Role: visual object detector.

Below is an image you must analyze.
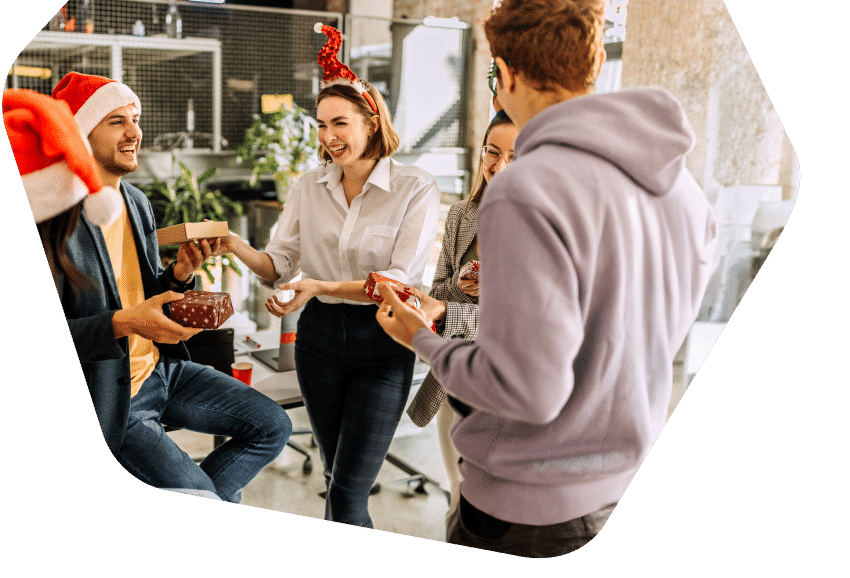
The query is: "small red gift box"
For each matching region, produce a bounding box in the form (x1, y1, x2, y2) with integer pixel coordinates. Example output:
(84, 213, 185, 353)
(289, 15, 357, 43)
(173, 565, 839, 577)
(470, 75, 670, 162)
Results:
(363, 272, 420, 309)
(459, 259, 479, 281)
(363, 272, 435, 332)
(170, 290, 234, 329)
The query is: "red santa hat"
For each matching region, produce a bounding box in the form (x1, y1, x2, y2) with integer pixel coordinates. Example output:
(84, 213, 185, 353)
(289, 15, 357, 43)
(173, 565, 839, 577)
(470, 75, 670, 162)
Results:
(51, 71, 141, 136)
(2, 89, 122, 225)
(314, 23, 378, 114)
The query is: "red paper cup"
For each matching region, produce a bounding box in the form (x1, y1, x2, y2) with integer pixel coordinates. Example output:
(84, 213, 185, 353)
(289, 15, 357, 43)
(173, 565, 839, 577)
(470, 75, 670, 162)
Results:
(231, 362, 253, 386)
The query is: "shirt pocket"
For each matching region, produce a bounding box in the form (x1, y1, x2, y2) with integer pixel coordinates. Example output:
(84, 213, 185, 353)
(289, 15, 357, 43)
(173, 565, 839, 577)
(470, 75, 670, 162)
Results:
(359, 225, 400, 272)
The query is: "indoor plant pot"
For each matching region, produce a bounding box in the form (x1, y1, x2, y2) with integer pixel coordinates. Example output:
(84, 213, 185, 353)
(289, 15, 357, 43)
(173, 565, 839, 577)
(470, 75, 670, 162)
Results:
(235, 102, 320, 204)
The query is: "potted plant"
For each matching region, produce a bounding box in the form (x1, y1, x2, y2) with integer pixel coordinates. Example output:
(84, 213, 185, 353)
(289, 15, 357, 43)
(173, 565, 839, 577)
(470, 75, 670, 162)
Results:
(235, 102, 320, 203)
(143, 161, 244, 286)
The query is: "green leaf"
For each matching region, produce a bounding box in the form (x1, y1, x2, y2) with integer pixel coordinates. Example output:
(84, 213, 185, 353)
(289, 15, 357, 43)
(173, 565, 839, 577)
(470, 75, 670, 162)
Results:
(200, 261, 216, 284)
(198, 166, 217, 184)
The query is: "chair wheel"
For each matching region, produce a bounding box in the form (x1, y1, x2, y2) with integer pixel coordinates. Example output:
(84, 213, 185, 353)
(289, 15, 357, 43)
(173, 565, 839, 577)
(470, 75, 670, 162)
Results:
(303, 458, 313, 475)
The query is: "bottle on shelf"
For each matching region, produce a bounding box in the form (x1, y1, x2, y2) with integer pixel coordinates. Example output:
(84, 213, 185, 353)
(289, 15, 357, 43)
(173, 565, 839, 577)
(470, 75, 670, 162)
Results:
(78, 0, 93, 34)
(165, 0, 183, 39)
(49, 6, 66, 31)
(65, 12, 76, 32)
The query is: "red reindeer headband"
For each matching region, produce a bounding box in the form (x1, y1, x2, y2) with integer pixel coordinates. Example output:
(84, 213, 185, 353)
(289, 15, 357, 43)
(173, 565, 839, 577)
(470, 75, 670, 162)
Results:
(314, 23, 379, 114)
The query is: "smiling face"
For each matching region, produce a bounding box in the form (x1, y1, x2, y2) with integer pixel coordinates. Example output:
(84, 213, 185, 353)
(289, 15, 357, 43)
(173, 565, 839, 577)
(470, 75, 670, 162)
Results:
(88, 103, 142, 179)
(316, 95, 378, 168)
(482, 122, 518, 183)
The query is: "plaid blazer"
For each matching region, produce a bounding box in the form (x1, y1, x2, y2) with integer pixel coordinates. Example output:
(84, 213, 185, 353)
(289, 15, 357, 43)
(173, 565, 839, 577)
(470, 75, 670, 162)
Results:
(407, 200, 480, 426)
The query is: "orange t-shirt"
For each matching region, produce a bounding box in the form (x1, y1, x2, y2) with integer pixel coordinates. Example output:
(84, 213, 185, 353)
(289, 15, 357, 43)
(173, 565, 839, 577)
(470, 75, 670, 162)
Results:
(100, 200, 160, 397)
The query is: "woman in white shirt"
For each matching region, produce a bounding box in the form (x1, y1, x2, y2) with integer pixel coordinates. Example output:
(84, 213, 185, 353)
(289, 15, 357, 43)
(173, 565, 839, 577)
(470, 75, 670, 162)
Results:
(218, 81, 440, 527)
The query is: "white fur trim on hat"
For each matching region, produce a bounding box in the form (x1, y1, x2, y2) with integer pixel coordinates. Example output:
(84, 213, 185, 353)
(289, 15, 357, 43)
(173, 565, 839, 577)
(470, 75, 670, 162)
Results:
(83, 185, 123, 226)
(74, 82, 141, 136)
(21, 160, 89, 223)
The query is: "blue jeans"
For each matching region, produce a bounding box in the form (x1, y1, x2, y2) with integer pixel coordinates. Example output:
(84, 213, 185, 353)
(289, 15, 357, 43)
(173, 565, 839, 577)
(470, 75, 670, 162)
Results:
(116, 356, 291, 502)
(295, 299, 415, 527)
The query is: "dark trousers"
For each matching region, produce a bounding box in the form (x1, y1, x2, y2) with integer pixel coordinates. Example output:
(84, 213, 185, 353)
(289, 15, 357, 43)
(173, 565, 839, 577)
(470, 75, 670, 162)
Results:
(295, 298, 415, 527)
(447, 494, 616, 558)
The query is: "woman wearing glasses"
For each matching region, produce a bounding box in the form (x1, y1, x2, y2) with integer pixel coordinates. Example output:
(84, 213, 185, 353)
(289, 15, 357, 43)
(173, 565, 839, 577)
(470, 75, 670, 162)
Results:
(405, 108, 517, 528)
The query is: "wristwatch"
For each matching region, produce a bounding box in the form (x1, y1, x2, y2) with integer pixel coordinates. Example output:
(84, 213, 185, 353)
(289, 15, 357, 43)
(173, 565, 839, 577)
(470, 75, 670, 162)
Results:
(167, 262, 195, 290)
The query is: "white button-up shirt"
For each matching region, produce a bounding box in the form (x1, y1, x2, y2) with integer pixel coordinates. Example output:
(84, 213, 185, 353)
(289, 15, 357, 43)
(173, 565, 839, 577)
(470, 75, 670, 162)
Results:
(263, 157, 441, 305)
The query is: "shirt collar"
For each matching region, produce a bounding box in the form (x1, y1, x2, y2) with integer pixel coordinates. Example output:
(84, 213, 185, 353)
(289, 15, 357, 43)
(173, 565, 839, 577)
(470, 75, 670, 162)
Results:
(316, 163, 342, 186)
(316, 157, 393, 192)
(366, 157, 392, 193)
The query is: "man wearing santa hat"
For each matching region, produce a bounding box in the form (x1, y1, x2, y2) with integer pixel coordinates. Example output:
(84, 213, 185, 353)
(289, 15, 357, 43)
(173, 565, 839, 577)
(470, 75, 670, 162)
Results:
(42, 72, 291, 502)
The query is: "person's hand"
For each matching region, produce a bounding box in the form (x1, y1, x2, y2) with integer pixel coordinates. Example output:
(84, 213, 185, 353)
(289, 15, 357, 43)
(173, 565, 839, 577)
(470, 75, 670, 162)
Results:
(266, 278, 321, 317)
(113, 291, 203, 343)
(205, 219, 241, 257)
(172, 237, 220, 281)
(375, 283, 432, 352)
(406, 286, 446, 321)
(458, 278, 479, 297)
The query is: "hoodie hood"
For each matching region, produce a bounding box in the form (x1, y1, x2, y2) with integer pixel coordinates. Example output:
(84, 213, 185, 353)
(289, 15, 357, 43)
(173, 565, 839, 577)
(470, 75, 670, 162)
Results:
(515, 87, 694, 197)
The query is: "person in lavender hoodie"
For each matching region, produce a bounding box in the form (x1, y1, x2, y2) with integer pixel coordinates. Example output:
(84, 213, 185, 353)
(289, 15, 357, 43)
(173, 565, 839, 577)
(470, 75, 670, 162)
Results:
(375, 0, 718, 558)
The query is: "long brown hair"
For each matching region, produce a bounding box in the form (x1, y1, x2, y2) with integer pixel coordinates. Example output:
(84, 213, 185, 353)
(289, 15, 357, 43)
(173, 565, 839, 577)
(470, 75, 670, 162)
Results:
(37, 203, 91, 292)
(315, 82, 399, 162)
(466, 110, 514, 208)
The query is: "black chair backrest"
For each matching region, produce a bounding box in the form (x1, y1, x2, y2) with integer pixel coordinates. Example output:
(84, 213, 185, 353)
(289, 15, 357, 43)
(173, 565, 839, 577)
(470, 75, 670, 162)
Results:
(185, 328, 235, 375)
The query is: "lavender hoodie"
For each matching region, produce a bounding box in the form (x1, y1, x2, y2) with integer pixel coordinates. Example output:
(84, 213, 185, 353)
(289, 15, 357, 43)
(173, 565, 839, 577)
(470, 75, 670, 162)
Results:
(412, 88, 718, 525)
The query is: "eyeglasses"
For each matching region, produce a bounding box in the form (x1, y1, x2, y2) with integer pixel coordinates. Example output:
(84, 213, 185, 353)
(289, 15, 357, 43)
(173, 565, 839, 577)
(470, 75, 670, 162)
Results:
(487, 61, 500, 97)
(480, 146, 514, 166)
(487, 58, 512, 97)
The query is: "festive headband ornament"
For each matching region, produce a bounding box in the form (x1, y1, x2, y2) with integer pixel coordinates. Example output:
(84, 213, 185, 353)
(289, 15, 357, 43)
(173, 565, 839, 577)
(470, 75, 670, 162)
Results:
(313, 23, 378, 114)
(3, 89, 122, 225)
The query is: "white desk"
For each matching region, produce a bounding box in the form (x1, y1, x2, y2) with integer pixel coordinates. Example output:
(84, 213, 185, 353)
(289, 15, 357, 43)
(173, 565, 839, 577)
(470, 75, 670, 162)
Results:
(234, 351, 303, 409)
(232, 327, 303, 407)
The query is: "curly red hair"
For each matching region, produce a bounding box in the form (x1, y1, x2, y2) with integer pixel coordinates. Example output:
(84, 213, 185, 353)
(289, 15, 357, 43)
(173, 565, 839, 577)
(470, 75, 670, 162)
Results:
(484, 0, 606, 93)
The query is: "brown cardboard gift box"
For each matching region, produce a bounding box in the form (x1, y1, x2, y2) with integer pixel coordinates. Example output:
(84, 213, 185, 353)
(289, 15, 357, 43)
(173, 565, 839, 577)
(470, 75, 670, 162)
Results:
(156, 221, 229, 246)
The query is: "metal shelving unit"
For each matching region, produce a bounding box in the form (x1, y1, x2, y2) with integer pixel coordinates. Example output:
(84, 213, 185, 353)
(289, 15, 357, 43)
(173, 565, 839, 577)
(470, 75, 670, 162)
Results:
(10, 30, 222, 152)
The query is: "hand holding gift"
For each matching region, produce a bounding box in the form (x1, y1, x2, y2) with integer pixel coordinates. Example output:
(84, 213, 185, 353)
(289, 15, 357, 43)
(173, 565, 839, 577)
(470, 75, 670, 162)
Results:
(375, 283, 434, 352)
(458, 259, 480, 297)
(113, 291, 203, 343)
(404, 286, 446, 321)
(157, 221, 230, 283)
(169, 290, 234, 329)
(458, 259, 479, 281)
(365, 273, 436, 332)
(363, 272, 421, 309)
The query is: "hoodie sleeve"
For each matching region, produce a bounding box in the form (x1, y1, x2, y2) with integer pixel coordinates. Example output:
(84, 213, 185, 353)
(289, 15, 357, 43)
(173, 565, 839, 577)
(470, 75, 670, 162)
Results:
(413, 190, 585, 426)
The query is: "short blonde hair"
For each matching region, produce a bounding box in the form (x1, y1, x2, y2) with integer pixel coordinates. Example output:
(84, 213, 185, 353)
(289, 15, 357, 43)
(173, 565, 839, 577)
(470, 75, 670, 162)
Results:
(315, 82, 399, 162)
